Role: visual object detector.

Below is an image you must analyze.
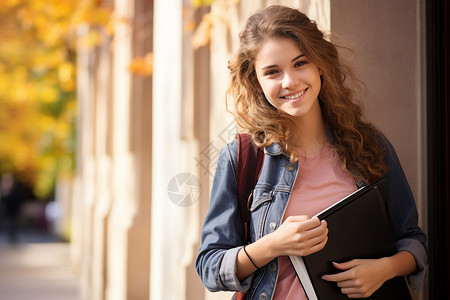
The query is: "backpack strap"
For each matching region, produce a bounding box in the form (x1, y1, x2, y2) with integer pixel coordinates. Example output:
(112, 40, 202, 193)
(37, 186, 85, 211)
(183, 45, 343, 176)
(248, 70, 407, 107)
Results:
(236, 133, 265, 244)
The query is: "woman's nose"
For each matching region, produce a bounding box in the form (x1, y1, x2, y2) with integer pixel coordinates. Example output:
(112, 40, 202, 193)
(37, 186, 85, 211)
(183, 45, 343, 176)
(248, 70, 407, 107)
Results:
(281, 71, 298, 89)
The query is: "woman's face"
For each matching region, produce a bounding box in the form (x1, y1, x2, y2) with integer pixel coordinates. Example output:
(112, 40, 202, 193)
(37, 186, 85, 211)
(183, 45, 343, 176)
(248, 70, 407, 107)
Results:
(254, 38, 322, 121)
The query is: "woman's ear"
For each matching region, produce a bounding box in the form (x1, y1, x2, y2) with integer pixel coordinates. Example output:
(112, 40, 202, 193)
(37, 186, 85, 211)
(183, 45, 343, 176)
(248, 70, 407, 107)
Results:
(319, 68, 323, 76)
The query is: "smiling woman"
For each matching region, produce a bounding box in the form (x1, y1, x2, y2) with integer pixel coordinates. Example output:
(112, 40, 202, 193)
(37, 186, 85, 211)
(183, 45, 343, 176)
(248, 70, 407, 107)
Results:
(196, 5, 427, 300)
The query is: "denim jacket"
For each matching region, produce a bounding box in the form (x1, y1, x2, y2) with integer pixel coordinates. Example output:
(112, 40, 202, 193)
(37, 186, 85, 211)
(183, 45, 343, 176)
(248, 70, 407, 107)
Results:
(196, 137, 428, 300)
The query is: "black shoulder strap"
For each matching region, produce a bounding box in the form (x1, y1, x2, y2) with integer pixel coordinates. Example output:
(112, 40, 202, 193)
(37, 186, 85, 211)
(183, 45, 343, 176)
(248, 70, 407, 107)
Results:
(236, 133, 265, 244)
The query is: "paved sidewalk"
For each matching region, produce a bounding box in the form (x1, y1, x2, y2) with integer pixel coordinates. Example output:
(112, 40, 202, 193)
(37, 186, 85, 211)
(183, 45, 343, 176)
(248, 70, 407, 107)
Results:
(0, 233, 81, 300)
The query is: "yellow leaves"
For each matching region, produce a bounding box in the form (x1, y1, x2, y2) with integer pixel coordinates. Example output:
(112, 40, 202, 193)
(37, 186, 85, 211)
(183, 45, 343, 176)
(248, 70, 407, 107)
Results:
(192, 13, 213, 49)
(37, 115, 55, 132)
(191, 0, 217, 8)
(0, 102, 40, 173)
(33, 174, 53, 198)
(0, 0, 21, 11)
(16, 3, 68, 47)
(129, 52, 154, 76)
(69, 0, 114, 49)
(71, 0, 113, 27)
(0, 1, 96, 198)
(12, 84, 30, 103)
(6, 67, 32, 103)
(30, 76, 60, 103)
(185, 20, 196, 32)
(58, 62, 76, 92)
(10, 0, 113, 51)
(33, 49, 67, 72)
(11, 142, 33, 171)
(189, 0, 240, 49)
(77, 30, 105, 50)
(36, 116, 70, 140)
(58, 63, 73, 83)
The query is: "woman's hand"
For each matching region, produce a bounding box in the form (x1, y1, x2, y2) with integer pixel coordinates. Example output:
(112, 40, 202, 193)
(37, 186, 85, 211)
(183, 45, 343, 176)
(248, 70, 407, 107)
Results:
(268, 215, 328, 257)
(321, 258, 393, 298)
(237, 215, 327, 279)
(321, 251, 416, 298)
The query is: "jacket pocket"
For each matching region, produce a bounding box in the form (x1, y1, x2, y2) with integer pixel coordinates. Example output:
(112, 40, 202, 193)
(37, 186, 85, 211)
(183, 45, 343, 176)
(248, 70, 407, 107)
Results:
(249, 187, 275, 240)
(250, 187, 274, 212)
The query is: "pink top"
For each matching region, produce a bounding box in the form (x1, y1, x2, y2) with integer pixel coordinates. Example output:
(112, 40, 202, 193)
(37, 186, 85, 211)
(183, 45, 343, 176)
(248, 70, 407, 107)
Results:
(272, 145, 357, 300)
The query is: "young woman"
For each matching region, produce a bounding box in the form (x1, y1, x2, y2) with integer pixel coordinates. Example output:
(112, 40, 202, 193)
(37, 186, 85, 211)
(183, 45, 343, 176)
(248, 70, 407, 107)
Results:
(196, 5, 427, 299)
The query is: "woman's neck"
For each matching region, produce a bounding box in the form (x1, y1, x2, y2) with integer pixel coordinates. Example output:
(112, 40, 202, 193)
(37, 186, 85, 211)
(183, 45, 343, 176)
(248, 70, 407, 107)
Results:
(293, 107, 328, 155)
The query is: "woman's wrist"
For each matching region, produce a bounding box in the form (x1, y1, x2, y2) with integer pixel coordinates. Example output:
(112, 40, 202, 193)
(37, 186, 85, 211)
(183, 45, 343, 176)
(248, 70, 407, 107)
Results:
(258, 231, 280, 258)
(246, 237, 276, 267)
(383, 250, 417, 279)
(236, 238, 278, 279)
(380, 256, 397, 281)
(243, 245, 260, 269)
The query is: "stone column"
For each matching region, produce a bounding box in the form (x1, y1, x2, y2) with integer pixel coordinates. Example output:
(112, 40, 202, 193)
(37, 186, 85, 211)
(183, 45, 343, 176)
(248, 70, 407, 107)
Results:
(106, 0, 136, 299)
(91, 36, 114, 300)
(126, 0, 153, 298)
(151, 0, 203, 299)
(74, 23, 98, 300)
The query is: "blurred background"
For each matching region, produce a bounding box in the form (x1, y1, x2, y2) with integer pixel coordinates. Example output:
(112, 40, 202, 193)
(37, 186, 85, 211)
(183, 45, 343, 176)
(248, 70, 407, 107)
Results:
(0, 0, 448, 299)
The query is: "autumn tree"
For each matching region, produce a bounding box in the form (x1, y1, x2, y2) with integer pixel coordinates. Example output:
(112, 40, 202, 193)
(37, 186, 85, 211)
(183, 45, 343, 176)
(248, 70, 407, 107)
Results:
(0, 0, 111, 198)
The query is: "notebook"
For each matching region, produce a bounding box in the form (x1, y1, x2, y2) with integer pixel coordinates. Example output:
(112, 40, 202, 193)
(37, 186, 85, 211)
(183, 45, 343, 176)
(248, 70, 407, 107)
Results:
(289, 179, 412, 300)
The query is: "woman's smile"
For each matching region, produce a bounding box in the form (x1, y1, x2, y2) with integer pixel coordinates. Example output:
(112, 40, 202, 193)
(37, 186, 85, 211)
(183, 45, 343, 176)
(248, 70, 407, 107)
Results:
(281, 88, 308, 102)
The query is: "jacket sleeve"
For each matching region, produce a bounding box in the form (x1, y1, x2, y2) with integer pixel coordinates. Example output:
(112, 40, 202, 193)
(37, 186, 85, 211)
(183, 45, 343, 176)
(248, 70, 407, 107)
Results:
(383, 137, 428, 292)
(195, 141, 254, 292)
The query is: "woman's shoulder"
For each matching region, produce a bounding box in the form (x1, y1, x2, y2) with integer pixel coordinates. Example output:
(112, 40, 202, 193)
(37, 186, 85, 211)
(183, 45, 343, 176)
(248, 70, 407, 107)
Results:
(216, 139, 239, 166)
(372, 129, 397, 152)
(371, 129, 405, 171)
(223, 134, 286, 159)
(366, 126, 396, 152)
(224, 138, 239, 154)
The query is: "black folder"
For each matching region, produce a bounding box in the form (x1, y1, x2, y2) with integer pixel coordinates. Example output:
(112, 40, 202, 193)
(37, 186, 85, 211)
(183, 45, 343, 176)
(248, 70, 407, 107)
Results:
(289, 179, 412, 300)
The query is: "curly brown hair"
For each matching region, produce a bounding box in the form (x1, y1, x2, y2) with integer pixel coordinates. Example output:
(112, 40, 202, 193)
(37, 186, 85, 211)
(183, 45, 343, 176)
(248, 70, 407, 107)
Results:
(226, 5, 388, 183)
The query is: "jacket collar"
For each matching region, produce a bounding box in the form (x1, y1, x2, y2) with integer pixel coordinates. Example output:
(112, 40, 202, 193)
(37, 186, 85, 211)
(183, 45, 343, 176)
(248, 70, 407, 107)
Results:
(264, 127, 334, 157)
(264, 143, 286, 157)
(263, 129, 367, 187)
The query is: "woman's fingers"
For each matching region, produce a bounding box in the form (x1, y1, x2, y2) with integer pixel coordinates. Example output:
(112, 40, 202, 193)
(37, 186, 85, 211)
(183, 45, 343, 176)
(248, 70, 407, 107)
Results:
(297, 235, 328, 256)
(322, 259, 389, 298)
(283, 215, 309, 223)
(284, 216, 326, 233)
(273, 216, 328, 256)
(295, 219, 328, 242)
(289, 218, 328, 256)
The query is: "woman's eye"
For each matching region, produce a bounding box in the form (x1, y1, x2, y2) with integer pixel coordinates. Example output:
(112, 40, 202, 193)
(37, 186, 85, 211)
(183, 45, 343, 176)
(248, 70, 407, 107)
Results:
(264, 70, 278, 76)
(294, 60, 308, 67)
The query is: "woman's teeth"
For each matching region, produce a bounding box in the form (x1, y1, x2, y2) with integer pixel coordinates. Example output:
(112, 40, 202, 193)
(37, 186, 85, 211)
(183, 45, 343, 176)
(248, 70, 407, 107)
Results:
(284, 89, 305, 100)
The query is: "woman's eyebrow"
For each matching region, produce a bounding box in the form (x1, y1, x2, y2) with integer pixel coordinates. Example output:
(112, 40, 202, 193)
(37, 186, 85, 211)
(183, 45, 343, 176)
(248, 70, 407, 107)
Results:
(260, 54, 306, 70)
(291, 54, 305, 62)
(260, 64, 278, 70)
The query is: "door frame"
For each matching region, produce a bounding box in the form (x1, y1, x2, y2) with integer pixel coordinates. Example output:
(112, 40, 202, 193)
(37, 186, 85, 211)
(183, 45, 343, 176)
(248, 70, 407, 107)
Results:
(426, 0, 450, 299)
